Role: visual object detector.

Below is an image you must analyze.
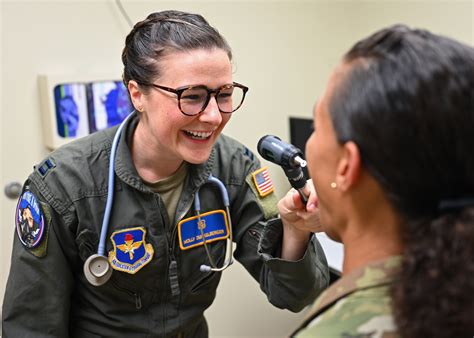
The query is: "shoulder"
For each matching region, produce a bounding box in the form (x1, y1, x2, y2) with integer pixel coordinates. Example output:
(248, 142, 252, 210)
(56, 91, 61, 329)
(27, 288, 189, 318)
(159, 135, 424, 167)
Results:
(29, 129, 114, 205)
(213, 134, 260, 171)
(298, 285, 398, 338)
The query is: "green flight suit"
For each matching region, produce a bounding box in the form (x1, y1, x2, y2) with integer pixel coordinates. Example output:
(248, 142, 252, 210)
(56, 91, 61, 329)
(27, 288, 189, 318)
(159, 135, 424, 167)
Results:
(292, 256, 402, 338)
(2, 113, 329, 337)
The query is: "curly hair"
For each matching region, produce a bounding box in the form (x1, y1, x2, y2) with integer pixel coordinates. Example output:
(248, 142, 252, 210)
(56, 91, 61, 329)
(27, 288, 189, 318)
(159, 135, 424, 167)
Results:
(329, 25, 474, 337)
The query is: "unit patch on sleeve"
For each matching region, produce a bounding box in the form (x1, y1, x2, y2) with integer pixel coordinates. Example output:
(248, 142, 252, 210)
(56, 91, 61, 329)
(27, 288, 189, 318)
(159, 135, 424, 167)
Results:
(177, 210, 229, 250)
(108, 227, 154, 274)
(15, 191, 46, 250)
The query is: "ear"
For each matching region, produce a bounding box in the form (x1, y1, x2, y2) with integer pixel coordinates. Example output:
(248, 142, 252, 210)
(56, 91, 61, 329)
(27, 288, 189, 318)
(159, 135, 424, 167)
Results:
(128, 80, 144, 111)
(335, 141, 361, 191)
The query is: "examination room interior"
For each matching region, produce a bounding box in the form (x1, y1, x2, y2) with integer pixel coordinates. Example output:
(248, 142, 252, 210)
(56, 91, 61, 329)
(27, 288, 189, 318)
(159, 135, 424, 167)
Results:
(1, 1, 473, 337)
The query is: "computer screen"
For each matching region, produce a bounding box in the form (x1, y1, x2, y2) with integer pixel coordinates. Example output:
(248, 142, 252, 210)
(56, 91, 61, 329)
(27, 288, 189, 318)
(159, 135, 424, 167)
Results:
(53, 83, 89, 138)
(87, 80, 133, 133)
(289, 117, 313, 157)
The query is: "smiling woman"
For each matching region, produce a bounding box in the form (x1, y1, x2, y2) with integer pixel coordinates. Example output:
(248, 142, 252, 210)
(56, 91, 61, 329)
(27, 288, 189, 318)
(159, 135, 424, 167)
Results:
(2, 9, 329, 337)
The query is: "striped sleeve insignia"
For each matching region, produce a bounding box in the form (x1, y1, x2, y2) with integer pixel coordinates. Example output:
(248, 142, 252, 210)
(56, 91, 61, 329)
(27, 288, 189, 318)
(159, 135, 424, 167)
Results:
(251, 167, 274, 197)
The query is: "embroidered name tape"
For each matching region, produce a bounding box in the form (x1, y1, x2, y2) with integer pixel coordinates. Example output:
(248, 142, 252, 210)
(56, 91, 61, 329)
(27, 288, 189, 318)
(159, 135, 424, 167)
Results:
(252, 167, 274, 197)
(108, 227, 154, 274)
(15, 191, 46, 249)
(178, 210, 229, 250)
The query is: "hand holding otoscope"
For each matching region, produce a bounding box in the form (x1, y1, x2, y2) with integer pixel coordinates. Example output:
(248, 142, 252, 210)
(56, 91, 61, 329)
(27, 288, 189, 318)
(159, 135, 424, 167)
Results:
(257, 135, 309, 205)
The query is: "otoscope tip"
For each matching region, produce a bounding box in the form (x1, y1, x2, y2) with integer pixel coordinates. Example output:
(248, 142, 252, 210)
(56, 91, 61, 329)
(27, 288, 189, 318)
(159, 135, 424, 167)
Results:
(294, 156, 307, 168)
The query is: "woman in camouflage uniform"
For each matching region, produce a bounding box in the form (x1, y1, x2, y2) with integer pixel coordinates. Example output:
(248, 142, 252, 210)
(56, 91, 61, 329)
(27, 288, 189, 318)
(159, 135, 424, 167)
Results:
(293, 25, 474, 337)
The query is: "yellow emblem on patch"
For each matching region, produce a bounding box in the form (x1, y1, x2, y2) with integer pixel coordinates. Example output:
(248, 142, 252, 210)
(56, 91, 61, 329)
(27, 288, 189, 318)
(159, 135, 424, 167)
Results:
(108, 227, 154, 274)
(251, 167, 274, 197)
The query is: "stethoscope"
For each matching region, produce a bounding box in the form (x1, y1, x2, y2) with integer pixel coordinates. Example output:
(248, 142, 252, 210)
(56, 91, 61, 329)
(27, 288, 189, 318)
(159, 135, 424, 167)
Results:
(84, 113, 234, 286)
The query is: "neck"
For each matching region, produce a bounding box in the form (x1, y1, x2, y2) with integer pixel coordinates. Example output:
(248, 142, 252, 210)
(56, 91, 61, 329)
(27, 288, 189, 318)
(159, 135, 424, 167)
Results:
(131, 122, 183, 182)
(340, 210, 403, 275)
(338, 177, 404, 275)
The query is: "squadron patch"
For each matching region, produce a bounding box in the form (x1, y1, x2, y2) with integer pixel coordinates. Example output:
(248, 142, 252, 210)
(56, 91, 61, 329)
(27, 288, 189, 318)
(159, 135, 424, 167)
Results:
(178, 210, 229, 250)
(108, 227, 154, 274)
(15, 191, 46, 249)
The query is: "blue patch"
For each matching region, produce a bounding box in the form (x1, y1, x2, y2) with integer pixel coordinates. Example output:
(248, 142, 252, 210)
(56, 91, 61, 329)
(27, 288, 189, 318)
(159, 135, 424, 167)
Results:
(15, 191, 45, 248)
(178, 210, 229, 250)
(108, 227, 154, 274)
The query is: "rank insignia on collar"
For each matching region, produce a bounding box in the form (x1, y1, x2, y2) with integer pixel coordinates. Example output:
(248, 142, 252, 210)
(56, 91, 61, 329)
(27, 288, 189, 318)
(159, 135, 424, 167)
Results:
(15, 191, 46, 249)
(108, 227, 154, 274)
(178, 210, 229, 250)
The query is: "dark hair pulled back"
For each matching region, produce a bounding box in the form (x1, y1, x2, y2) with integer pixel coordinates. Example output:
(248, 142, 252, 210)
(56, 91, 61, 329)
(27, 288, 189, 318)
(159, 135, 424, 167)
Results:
(121, 10, 232, 87)
(329, 25, 474, 337)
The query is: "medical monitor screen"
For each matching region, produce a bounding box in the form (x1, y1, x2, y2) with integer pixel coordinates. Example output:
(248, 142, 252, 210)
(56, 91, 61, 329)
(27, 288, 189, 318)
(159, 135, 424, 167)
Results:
(88, 80, 133, 133)
(289, 117, 313, 157)
(53, 83, 89, 138)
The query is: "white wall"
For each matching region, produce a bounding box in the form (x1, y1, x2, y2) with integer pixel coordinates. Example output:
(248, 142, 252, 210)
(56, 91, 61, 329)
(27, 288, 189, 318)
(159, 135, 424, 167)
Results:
(1, 1, 472, 337)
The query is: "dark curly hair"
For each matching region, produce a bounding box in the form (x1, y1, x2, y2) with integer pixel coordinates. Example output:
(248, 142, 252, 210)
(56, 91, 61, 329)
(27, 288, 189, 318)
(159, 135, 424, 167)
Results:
(121, 10, 232, 88)
(328, 25, 474, 337)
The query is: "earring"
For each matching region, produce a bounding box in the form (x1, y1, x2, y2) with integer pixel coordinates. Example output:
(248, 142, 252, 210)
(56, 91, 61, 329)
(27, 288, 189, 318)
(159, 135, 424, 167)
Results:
(330, 182, 337, 189)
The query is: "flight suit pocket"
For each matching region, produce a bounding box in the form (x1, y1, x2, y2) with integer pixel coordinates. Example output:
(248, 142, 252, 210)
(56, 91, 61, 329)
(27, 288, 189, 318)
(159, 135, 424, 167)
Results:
(110, 276, 144, 310)
(188, 239, 226, 293)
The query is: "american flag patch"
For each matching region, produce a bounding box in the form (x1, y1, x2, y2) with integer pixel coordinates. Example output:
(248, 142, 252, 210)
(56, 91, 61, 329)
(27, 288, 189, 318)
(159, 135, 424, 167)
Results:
(252, 167, 274, 197)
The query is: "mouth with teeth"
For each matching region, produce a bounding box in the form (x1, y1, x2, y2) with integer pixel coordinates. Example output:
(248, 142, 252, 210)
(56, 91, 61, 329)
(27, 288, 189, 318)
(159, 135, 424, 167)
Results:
(183, 129, 215, 140)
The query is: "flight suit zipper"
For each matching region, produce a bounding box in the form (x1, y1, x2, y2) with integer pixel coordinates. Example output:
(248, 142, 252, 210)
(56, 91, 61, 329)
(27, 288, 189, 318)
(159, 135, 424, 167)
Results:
(168, 193, 195, 296)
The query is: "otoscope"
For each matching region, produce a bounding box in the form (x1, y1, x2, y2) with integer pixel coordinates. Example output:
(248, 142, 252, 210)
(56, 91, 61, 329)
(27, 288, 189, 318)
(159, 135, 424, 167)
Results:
(257, 135, 309, 205)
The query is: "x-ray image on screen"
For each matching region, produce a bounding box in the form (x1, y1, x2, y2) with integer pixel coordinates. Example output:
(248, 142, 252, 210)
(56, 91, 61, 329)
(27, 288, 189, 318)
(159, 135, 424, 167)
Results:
(53, 83, 89, 138)
(88, 81, 132, 133)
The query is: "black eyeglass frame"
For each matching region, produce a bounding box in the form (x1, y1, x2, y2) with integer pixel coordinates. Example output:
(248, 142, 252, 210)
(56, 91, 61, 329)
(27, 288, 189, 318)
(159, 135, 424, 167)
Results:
(137, 81, 249, 116)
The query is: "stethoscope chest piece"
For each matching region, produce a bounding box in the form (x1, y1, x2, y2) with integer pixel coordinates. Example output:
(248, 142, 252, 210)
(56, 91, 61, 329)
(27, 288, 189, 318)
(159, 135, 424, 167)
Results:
(84, 254, 112, 286)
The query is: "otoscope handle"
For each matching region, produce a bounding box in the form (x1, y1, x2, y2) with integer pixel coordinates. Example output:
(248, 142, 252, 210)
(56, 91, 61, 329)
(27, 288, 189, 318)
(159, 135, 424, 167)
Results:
(283, 166, 309, 206)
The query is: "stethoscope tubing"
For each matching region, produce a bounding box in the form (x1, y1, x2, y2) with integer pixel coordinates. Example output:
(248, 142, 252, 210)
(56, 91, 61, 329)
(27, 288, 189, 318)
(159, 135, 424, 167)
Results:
(98, 113, 134, 256)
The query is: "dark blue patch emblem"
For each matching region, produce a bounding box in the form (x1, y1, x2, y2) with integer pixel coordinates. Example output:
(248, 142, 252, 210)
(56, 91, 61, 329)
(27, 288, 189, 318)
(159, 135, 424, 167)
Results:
(108, 227, 154, 274)
(177, 210, 229, 250)
(15, 191, 45, 249)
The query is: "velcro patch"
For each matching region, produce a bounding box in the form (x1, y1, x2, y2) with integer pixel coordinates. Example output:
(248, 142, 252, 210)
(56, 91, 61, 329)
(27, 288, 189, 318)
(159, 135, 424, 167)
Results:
(108, 227, 154, 274)
(246, 169, 279, 219)
(178, 210, 229, 250)
(15, 191, 46, 250)
(252, 167, 274, 197)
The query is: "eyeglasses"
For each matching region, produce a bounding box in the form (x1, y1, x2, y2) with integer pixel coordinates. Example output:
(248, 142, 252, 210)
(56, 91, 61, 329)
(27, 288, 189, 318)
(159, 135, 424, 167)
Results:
(137, 81, 249, 116)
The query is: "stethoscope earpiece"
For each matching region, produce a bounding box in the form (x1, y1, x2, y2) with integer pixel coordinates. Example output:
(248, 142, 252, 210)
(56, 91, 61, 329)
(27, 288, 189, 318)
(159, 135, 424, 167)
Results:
(84, 254, 113, 286)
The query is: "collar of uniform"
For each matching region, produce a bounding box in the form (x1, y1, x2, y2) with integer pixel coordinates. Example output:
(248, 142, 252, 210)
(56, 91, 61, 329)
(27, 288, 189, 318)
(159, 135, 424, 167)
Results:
(305, 255, 401, 322)
(113, 111, 216, 194)
(114, 111, 150, 193)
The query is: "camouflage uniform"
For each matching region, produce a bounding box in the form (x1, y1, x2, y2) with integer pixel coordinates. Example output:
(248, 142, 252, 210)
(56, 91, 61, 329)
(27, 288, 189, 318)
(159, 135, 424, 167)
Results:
(291, 256, 402, 338)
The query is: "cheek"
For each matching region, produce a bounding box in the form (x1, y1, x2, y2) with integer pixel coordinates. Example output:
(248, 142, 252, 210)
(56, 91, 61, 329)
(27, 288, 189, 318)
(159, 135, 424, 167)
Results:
(305, 132, 318, 179)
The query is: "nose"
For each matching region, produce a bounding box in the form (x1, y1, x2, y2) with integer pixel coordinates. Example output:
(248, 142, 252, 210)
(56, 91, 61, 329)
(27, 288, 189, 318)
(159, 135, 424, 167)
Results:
(199, 95, 222, 124)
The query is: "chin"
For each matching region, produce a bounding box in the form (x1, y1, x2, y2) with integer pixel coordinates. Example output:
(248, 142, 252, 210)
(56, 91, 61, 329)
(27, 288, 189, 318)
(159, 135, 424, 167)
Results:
(324, 229, 342, 243)
(183, 150, 212, 165)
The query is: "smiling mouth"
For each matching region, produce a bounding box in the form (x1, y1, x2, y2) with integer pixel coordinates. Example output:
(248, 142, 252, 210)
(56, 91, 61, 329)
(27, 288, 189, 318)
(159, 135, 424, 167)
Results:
(183, 130, 214, 140)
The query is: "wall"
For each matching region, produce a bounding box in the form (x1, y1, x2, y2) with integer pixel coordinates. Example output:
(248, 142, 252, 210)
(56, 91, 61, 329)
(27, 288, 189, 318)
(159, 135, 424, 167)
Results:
(1, 1, 472, 337)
